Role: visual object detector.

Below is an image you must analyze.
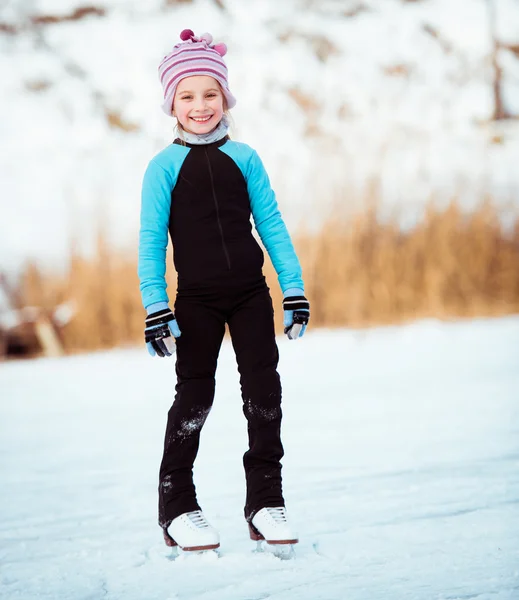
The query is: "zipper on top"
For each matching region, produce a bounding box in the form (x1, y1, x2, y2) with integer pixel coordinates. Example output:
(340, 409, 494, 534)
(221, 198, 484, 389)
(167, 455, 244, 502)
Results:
(204, 147, 231, 271)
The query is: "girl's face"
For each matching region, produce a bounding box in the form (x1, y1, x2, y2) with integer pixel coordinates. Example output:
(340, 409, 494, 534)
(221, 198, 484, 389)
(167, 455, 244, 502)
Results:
(172, 75, 225, 135)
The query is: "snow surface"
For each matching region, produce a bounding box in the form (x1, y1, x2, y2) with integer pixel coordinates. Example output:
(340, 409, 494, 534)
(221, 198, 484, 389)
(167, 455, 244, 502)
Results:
(1, 0, 519, 272)
(1, 317, 519, 599)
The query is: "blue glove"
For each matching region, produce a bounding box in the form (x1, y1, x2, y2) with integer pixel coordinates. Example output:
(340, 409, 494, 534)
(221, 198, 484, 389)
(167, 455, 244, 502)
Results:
(283, 288, 310, 340)
(145, 301, 181, 357)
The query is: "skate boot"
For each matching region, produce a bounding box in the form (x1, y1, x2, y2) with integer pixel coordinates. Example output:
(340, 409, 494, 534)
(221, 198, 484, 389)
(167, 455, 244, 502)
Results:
(249, 507, 298, 559)
(163, 510, 220, 555)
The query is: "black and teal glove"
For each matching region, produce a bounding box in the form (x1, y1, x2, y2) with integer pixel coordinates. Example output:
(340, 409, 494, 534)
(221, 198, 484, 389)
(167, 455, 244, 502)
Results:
(283, 288, 310, 340)
(145, 302, 181, 357)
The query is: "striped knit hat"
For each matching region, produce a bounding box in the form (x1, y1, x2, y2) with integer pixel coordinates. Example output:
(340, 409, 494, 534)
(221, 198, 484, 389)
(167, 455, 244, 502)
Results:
(159, 29, 236, 116)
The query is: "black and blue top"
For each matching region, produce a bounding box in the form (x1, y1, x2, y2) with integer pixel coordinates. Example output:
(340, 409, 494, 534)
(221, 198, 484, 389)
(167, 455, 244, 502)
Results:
(138, 136, 303, 309)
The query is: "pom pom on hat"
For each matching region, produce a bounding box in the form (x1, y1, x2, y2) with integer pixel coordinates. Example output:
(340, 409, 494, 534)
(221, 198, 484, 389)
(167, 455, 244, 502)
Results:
(180, 29, 194, 41)
(177, 29, 225, 53)
(213, 42, 227, 56)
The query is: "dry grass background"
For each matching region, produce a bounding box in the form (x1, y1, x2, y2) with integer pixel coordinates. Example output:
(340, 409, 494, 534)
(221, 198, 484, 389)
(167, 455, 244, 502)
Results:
(16, 197, 519, 353)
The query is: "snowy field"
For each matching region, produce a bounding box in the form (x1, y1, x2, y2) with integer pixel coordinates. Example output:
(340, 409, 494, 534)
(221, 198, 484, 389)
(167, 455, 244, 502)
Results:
(1, 317, 519, 600)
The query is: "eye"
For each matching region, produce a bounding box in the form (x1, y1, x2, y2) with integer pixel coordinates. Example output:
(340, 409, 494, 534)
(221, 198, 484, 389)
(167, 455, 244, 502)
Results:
(206, 93, 217, 98)
(180, 95, 193, 100)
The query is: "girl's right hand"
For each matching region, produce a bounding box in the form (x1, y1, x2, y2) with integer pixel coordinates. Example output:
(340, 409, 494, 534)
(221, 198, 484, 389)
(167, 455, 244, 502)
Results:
(144, 302, 182, 357)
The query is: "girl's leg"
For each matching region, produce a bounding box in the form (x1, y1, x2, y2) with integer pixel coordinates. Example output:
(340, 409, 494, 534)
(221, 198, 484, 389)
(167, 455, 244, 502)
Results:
(227, 284, 285, 522)
(158, 296, 225, 530)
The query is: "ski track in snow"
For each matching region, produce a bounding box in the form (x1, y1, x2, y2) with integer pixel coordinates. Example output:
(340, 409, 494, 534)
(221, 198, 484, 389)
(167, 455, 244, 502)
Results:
(1, 317, 519, 599)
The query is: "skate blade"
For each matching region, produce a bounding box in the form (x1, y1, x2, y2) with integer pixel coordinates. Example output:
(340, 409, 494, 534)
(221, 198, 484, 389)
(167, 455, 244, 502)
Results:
(167, 545, 220, 561)
(253, 540, 296, 560)
(178, 547, 220, 561)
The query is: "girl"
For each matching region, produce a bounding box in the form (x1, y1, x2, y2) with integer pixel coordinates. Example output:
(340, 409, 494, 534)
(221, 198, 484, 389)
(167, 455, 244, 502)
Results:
(138, 29, 310, 553)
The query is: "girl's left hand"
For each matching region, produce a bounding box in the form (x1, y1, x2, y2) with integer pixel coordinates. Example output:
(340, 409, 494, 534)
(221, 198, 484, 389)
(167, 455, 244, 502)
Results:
(282, 289, 310, 340)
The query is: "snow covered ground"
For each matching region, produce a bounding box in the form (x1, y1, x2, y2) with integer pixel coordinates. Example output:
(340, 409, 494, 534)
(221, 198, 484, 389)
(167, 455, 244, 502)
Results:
(1, 317, 519, 599)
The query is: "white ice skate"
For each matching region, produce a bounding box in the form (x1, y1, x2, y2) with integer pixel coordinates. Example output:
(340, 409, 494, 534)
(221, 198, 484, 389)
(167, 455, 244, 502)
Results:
(163, 510, 220, 556)
(249, 507, 298, 559)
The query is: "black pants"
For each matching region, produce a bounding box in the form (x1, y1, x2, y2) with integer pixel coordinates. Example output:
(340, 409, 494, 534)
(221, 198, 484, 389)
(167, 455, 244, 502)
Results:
(158, 278, 285, 529)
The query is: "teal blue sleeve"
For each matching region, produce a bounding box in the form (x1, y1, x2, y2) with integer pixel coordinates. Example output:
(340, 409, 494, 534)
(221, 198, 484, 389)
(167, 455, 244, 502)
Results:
(245, 150, 304, 293)
(138, 159, 174, 309)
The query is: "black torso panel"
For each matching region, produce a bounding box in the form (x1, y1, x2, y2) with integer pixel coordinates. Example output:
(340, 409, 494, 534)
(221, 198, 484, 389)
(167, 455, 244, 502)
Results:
(169, 138, 264, 290)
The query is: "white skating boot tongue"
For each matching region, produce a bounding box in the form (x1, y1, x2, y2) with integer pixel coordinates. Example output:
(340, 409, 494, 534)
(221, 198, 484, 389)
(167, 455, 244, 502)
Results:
(251, 507, 299, 544)
(187, 510, 210, 528)
(265, 507, 286, 522)
(167, 510, 220, 551)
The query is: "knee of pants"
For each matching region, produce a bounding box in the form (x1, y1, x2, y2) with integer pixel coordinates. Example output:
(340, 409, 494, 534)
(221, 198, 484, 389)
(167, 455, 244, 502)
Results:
(241, 370, 282, 425)
(167, 402, 212, 443)
(168, 378, 215, 438)
(243, 395, 282, 426)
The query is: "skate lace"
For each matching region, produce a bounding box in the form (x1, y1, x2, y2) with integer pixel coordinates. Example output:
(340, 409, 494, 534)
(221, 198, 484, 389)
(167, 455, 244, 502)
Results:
(265, 507, 287, 525)
(186, 510, 210, 529)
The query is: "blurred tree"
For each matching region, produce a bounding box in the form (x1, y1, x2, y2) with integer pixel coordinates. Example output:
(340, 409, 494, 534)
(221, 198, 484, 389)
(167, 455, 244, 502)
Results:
(487, 0, 515, 120)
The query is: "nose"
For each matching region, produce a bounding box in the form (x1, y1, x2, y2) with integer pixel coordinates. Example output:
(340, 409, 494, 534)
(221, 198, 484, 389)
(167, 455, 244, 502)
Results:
(193, 95, 208, 111)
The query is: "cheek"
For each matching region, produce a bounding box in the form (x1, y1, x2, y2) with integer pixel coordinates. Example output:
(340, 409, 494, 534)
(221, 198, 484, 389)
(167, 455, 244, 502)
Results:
(173, 103, 189, 122)
(212, 99, 224, 116)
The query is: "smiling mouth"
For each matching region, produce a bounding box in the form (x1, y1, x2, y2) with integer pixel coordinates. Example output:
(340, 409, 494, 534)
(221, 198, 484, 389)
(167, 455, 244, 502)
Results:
(190, 115, 213, 123)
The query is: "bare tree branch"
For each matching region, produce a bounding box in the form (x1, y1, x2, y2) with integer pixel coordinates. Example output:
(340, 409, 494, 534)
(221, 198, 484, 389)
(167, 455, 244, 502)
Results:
(486, 0, 513, 120)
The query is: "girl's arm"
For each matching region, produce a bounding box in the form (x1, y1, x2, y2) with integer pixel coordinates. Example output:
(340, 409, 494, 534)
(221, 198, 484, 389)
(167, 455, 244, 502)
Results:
(246, 150, 304, 293)
(138, 159, 173, 309)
